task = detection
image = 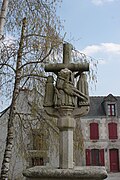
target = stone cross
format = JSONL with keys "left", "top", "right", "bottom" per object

{"left": 23, "top": 43, "right": 107, "bottom": 180}
{"left": 45, "top": 43, "right": 89, "bottom": 74}
{"left": 44, "top": 43, "right": 89, "bottom": 169}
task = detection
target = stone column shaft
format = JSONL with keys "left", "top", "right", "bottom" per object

{"left": 57, "top": 109, "right": 75, "bottom": 169}
{"left": 59, "top": 129, "right": 73, "bottom": 169}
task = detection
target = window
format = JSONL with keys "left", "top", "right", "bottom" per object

{"left": 108, "top": 122, "right": 118, "bottom": 139}
{"left": 86, "top": 149, "right": 105, "bottom": 166}
{"left": 108, "top": 104, "right": 116, "bottom": 116}
{"left": 32, "top": 157, "right": 44, "bottom": 166}
{"left": 31, "top": 133, "right": 45, "bottom": 167}
{"left": 90, "top": 123, "right": 99, "bottom": 140}
{"left": 33, "top": 133, "right": 44, "bottom": 150}
{"left": 91, "top": 149, "right": 99, "bottom": 166}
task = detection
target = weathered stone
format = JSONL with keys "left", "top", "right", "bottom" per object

{"left": 44, "top": 76, "right": 54, "bottom": 107}
{"left": 43, "top": 43, "right": 90, "bottom": 169}
{"left": 23, "top": 43, "right": 107, "bottom": 180}
{"left": 45, "top": 63, "right": 89, "bottom": 73}
{"left": 23, "top": 166, "right": 108, "bottom": 180}
{"left": 44, "top": 43, "right": 89, "bottom": 109}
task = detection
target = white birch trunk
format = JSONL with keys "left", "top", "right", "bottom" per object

{"left": 0, "top": 0, "right": 9, "bottom": 40}
{"left": 0, "top": 0, "right": 9, "bottom": 65}
{"left": 0, "top": 18, "right": 26, "bottom": 180}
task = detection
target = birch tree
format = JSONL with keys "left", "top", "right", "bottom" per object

{"left": 0, "top": 0, "right": 9, "bottom": 40}
{"left": 1, "top": 17, "right": 27, "bottom": 180}
{"left": 0, "top": 0, "right": 9, "bottom": 73}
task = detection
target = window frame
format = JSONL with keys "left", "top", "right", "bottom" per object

{"left": 32, "top": 157, "right": 44, "bottom": 166}
{"left": 107, "top": 104, "right": 116, "bottom": 116}
{"left": 91, "top": 149, "right": 99, "bottom": 166}
{"left": 86, "top": 149, "right": 105, "bottom": 166}
{"left": 33, "top": 133, "right": 44, "bottom": 150}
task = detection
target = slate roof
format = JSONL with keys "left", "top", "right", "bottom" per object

{"left": 86, "top": 94, "right": 120, "bottom": 117}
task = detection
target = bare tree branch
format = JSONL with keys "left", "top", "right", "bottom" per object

{"left": 0, "top": 63, "right": 16, "bottom": 72}
{"left": 20, "top": 74, "right": 47, "bottom": 79}
{"left": 19, "top": 46, "right": 53, "bottom": 70}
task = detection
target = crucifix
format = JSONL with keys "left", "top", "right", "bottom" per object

{"left": 44, "top": 43, "right": 89, "bottom": 108}
{"left": 44, "top": 43, "right": 90, "bottom": 169}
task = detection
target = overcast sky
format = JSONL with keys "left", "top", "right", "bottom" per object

{"left": 57, "top": 0, "right": 120, "bottom": 96}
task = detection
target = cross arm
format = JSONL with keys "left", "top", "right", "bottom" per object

{"left": 45, "top": 63, "right": 89, "bottom": 73}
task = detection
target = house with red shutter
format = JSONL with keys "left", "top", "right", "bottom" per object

{"left": 81, "top": 94, "right": 120, "bottom": 172}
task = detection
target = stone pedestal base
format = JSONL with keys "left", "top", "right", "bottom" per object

{"left": 23, "top": 166, "right": 107, "bottom": 180}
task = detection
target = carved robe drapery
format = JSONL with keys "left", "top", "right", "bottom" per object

{"left": 54, "top": 68, "right": 75, "bottom": 107}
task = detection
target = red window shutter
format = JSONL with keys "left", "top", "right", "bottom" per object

{"left": 99, "top": 149, "right": 105, "bottom": 166}
{"left": 86, "top": 149, "right": 91, "bottom": 166}
{"left": 90, "top": 123, "right": 99, "bottom": 140}
{"left": 108, "top": 123, "right": 117, "bottom": 139}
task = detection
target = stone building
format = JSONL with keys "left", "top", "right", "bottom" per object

{"left": 0, "top": 89, "right": 59, "bottom": 179}
{"left": 81, "top": 93, "right": 120, "bottom": 172}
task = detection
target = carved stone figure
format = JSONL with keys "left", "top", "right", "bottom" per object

{"left": 54, "top": 68, "right": 88, "bottom": 107}
{"left": 44, "top": 76, "right": 54, "bottom": 107}
{"left": 77, "top": 73, "right": 89, "bottom": 106}
{"left": 54, "top": 68, "right": 75, "bottom": 107}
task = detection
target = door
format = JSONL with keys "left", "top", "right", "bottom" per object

{"left": 109, "top": 149, "right": 119, "bottom": 172}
